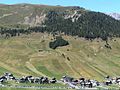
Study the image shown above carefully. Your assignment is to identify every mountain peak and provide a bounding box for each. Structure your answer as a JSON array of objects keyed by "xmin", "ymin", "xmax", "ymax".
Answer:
[{"xmin": 106, "ymin": 13, "xmax": 120, "ymax": 20}]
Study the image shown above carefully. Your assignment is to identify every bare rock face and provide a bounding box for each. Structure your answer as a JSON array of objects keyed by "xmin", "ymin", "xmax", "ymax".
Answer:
[
  {"xmin": 24, "ymin": 13, "xmax": 46, "ymax": 26},
  {"xmin": 106, "ymin": 13, "xmax": 120, "ymax": 20},
  {"xmin": 64, "ymin": 10, "xmax": 81, "ymax": 22}
]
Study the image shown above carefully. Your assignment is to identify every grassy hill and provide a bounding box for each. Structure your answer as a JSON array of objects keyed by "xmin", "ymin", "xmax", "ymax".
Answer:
[
  {"xmin": 0, "ymin": 4, "xmax": 120, "ymax": 82},
  {"xmin": 0, "ymin": 4, "xmax": 85, "ymax": 28},
  {"xmin": 0, "ymin": 33, "xmax": 120, "ymax": 81},
  {"xmin": 0, "ymin": 4, "xmax": 120, "ymax": 40}
]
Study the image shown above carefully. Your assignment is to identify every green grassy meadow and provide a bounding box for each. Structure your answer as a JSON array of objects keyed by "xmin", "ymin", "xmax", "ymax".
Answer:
[
  {"xmin": 0, "ymin": 33, "xmax": 120, "ymax": 81},
  {"xmin": 0, "ymin": 88, "xmax": 69, "ymax": 90}
]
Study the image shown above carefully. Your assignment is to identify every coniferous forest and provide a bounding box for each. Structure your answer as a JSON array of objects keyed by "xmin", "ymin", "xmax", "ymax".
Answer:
[{"xmin": 0, "ymin": 10, "xmax": 120, "ymax": 41}]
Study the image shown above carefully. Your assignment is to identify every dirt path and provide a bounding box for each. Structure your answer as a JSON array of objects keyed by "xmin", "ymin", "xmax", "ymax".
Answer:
[{"xmin": 25, "ymin": 61, "xmax": 50, "ymax": 78}]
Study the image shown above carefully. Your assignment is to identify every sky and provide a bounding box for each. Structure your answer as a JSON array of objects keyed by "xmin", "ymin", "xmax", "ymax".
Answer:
[{"xmin": 0, "ymin": 0, "xmax": 120, "ymax": 13}]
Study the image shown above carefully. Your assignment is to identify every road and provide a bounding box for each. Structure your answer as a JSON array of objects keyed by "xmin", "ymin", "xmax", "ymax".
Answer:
[
  {"xmin": 0, "ymin": 84, "xmax": 69, "ymax": 90},
  {"xmin": 0, "ymin": 81, "xmax": 110, "ymax": 90}
]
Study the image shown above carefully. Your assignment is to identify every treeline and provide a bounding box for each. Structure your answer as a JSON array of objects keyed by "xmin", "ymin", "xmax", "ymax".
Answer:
[
  {"xmin": 0, "ymin": 10, "xmax": 120, "ymax": 41},
  {"xmin": 0, "ymin": 27, "xmax": 31, "ymax": 38},
  {"xmin": 0, "ymin": 26, "xmax": 46, "ymax": 38}
]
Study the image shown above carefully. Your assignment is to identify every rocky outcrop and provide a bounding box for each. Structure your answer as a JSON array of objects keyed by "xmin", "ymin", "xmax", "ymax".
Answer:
[
  {"xmin": 24, "ymin": 13, "xmax": 46, "ymax": 26},
  {"xmin": 64, "ymin": 10, "xmax": 81, "ymax": 22},
  {"xmin": 106, "ymin": 13, "xmax": 120, "ymax": 20}
]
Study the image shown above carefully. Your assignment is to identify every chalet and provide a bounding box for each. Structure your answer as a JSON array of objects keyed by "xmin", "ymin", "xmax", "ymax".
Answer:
[
  {"xmin": 34, "ymin": 77, "xmax": 40, "ymax": 83},
  {"xmin": 0, "ymin": 76, "xmax": 7, "ymax": 83},
  {"xmin": 49, "ymin": 77, "xmax": 57, "ymax": 83},
  {"xmin": 0, "ymin": 79, "xmax": 4, "ymax": 83},
  {"xmin": 90, "ymin": 80, "xmax": 100, "ymax": 87},
  {"xmin": 19, "ymin": 78, "xmax": 26, "ymax": 83},
  {"xmin": 39, "ymin": 77, "xmax": 44, "ymax": 84},
  {"xmin": 4, "ymin": 72, "xmax": 16, "ymax": 80},
  {"xmin": 25, "ymin": 76, "xmax": 33, "ymax": 83},
  {"xmin": 104, "ymin": 76, "xmax": 112, "ymax": 86},
  {"xmin": 111, "ymin": 77, "xmax": 116, "ymax": 84},
  {"xmin": 71, "ymin": 80, "xmax": 79, "ymax": 85},
  {"xmin": 116, "ymin": 78, "xmax": 120, "ymax": 85},
  {"xmin": 42, "ymin": 77, "xmax": 49, "ymax": 84},
  {"xmin": 84, "ymin": 80, "xmax": 93, "ymax": 88},
  {"xmin": 79, "ymin": 78, "xmax": 85, "ymax": 82},
  {"xmin": 105, "ymin": 80, "xmax": 112, "ymax": 86},
  {"xmin": 61, "ymin": 76, "xmax": 74, "ymax": 82}
]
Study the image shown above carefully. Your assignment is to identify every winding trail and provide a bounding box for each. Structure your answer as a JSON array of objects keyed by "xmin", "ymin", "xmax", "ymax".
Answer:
[{"xmin": 25, "ymin": 61, "xmax": 50, "ymax": 78}]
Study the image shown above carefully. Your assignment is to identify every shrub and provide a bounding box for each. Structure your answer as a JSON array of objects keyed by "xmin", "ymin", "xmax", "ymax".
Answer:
[{"xmin": 49, "ymin": 36, "xmax": 69, "ymax": 49}]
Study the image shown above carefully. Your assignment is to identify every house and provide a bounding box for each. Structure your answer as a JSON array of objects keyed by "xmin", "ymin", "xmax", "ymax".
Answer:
[
  {"xmin": 104, "ymin": 76, "xmax": 112, "ymax": 86},
  {"xmin": 34, "ymin": 77, "xmax": 40, "ymax": 83},
  {"xmin": 49, "ymin": 77, "xmax": 57, "ymax": 83},
  {"xmin": 39, "ymin": 77, "xmax": 44, "ymax": 84},
  {"xmin": 104, "ymin": 80, "xmax": 112, "ymax": 86},
  {"xmin": 71, "ymin": 80, "xmax": 79, "ymax": 85},
  {"xmin": 111, "ymin": 77, "xmax": 117, "ymax": 84},
  {"xmin": 0, "ymin": 76, "xmax": 7, "ymax": 83},
  {"xmin": 83, "ymin": 80, "xmax": 93, "ymax": 88},
  {"xmin": 116, "ymin": 78, "xmax": 120, "ymax": 85},
  {"xmin": 42, "ymin": 77, "xmax": 49, "ymax": 84},
  {"xmin": 4, "ymin": 72, "xmax": 16, "ymax": 80},
  {"xmin": 90, "ymin": 80, "xmax": 100, "ymax": 87},
  {"xmin": 61, "ymin": 76, "xmax": 74, "ymax": 82},
  {"xmin": 79, "ymin": 78, "xmax": 99, "ymax": 88},
  {"xmin": 19, "ymin": 78, "xmax": 26, "ymax": 83}
]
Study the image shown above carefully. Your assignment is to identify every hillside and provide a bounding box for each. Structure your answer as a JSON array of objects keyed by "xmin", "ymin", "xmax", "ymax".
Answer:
[
  {"xmin": 0, "ymin": 4, "xmax": 85, "ymax": 27},
  {"xmin": 0, "ymin": 4, "xmax": 120, "ymax": 40},
  {"xmin": 0, "ymin": 4, "xmax": 120, "ymax": 81},
  {"xmin": 0, "ymin": 33, "xmax": 120, "ymax": 81}
]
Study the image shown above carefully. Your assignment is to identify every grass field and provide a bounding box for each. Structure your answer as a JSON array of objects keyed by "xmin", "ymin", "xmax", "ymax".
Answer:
[
  {"xmin": 0, "ymin": 33, "xmax": 120, "ymax": 81},
  {"xmin": 0, "ymin": 88, "xmax": 69, "ymax": 90},
  {"xmin": 0, "ymin": 88, "xmax": 38, "ymax": 90}
]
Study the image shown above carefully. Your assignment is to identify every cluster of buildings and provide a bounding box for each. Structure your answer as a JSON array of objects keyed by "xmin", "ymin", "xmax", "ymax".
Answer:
[
  {"xmin": 0, "ymin": 72, "xmax": 120, "ymax": 89},
  {"xmin": 0, "ymin": 72, "xmax": 15, "ymax": 83},
  {"xmin": 61, "ymin": 75, "xmax": 120, "ymax": 89},
  {"xmin": 18, "ymin": 76, "xmax": 57, "ymax": 84},
  {"xmin": 0, "ymin": 72, "xmax": 57, "ymax": 84}
]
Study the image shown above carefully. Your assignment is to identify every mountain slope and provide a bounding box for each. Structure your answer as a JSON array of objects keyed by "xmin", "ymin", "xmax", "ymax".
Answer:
[
  {"xmin": 0, "ymin": 4, "xmax": 85, "ymax": 27},
  {"xmin": 0, "ymin": 4, "xmax": 120, "ymax": 40},
  {"xmin": 0, "ymin": 4, "xmax": 120, "ymax": 81},
  {"xmin": 0, "ymin": 33, "xmax": 120, "ymax": 81},
  {"xmin": 43, "ymin": 11, "xmax": 120, "ymax": 40}
]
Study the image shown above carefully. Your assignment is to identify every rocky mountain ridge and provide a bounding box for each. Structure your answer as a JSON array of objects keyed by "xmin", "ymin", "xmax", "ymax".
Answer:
[{"xmin": 106, "ymin": 13, "xmax": 120, "ymax": 20}]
